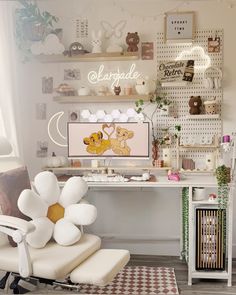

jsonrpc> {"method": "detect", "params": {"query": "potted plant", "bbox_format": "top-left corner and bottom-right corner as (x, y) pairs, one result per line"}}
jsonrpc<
(135, 90), (179, 165)
(15, 0), (58, 57)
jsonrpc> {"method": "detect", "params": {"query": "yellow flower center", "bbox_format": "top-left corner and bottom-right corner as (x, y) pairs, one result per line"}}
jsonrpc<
(47, 203), (65, 224)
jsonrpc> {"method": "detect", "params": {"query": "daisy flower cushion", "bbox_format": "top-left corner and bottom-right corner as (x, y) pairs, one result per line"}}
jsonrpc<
(17, 171), (97, 248)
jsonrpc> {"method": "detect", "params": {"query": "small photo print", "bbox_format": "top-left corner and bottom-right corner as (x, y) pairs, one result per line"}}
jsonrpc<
(36, 103), (47, 120)
(141, 42), (154, 60)
(42, 77), (53, 94)
(64, 69), (81, 80)
(208, 37), (220, 53)
(68, 110), (79, 121)
(36, 141), (48, 158)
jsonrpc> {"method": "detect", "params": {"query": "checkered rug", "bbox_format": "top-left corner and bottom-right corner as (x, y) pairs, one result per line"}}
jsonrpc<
(79, 266), (179, 295)
(26, 266), (179, 294)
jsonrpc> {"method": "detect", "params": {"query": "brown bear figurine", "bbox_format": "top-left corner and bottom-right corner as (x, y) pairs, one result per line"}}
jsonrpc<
(126, 32), (140, 52)
(189, 96), (202, 115)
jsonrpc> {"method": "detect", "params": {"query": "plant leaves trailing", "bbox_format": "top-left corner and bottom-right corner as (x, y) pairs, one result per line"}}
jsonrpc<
(15, 0), (59, 61)
(135, 91), (180, 145)
(216, 165), (230, 210)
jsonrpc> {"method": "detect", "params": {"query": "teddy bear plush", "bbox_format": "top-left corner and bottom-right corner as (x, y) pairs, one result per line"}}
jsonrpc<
(189, 96), (202, 115)
(126, 32), (140, 52)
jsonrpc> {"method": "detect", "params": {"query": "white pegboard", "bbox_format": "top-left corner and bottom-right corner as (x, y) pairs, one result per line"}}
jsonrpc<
(156, 29), (223, 163)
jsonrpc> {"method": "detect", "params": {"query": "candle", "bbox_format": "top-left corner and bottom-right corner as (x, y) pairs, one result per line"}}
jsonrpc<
(222, 135), (230, 143)
(163, 148), (172, 167)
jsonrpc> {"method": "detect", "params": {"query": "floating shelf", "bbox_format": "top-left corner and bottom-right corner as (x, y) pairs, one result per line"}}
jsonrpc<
(36, 52), (139, 63)
(185, 114), (220, 120)
(53, 94), (150, 103)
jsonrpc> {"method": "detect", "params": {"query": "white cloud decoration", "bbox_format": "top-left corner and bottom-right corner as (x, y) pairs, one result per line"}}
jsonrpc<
(175, 46), (211, 70)
(31, 34), (65, 55)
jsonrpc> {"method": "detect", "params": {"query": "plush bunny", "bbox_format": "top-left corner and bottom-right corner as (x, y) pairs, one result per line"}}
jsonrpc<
(91, 30), (102, 53)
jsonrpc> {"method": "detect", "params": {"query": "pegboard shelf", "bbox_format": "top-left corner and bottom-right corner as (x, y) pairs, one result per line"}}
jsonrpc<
(161, 81), (188, 87)
(53, 94), (150, 103)
(179, 144), (219, 149)
(185, 114), (220, 120)
(36, 52), (139, 63)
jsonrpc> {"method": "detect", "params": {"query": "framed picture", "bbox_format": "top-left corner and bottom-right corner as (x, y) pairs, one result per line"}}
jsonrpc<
(158, 59), (195, 85)
(164, 11), (195, 43)
(67, 122), (150, 158)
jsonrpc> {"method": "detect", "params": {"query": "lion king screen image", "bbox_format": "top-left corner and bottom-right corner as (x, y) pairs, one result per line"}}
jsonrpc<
(67, 122), (149, 158)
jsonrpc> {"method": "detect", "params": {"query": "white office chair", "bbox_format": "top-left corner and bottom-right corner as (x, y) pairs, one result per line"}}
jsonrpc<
(0, 157), (129, 293)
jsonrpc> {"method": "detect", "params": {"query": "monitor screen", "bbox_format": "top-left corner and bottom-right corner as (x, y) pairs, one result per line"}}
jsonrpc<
(67, 122), (150, 158)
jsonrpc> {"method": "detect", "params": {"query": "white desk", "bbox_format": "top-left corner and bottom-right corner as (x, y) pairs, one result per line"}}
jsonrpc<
(56, 174), (233, 286)
(58, 175), (217, 188)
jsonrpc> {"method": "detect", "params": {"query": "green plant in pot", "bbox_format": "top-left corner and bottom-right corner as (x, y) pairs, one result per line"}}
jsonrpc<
(135, 90), (175, 165)
(15, 0), (58, 57)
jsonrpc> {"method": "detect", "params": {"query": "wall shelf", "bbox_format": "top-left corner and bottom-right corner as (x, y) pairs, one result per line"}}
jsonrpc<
(36, 52), (139, 63)
(185, 114), (220, 120)
(53, 94), (150, 103)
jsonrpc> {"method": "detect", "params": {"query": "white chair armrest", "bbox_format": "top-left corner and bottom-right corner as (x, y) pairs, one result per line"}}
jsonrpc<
(0, 215), (35, 278)
(0, 215), (35, 234)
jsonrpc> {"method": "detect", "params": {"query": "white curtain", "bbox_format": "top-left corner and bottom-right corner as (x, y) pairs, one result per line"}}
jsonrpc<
(0, 1), (21, 157)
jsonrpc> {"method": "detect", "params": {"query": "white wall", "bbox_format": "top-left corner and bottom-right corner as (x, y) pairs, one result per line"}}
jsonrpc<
(16, 0), (236, 255)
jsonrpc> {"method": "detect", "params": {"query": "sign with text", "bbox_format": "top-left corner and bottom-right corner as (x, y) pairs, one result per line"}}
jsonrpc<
(158, 60), (194, 83)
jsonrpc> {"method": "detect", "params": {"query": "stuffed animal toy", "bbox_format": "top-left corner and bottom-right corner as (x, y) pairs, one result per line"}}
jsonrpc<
(91, 30), (103, 53)
(83, 131), (110, 155)
(110, 126), (134, 155)
(135, 77), (156, 95)
(189, 96), (202, 115)
(126, 32), (140, 52)
(64, 42), (88, 56)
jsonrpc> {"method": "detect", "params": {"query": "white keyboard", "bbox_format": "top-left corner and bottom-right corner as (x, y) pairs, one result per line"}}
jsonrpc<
(82, 174), (129, 183)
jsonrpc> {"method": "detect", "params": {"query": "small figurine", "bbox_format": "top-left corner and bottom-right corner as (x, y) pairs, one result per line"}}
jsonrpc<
(91, 30), (102, 53)
(114, 86), (121, 95)
(167, 170), (180, 181)
(64, 42), (89, 57)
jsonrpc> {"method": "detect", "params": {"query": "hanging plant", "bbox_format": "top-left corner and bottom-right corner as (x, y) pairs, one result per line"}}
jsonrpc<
(215, 165), (231, 209)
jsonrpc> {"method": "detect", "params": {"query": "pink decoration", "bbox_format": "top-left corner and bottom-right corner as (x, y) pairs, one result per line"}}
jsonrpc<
(167, 170), (180, 181)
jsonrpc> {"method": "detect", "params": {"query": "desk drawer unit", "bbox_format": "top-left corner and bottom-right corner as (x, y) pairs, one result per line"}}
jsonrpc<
(196, 208), (225, 270)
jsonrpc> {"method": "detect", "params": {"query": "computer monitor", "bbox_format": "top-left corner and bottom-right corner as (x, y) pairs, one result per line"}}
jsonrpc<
(67, 122), (150, 158)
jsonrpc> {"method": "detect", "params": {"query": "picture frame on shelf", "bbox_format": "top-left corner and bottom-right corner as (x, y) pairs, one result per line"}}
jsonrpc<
(164, 11), (195, 43)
